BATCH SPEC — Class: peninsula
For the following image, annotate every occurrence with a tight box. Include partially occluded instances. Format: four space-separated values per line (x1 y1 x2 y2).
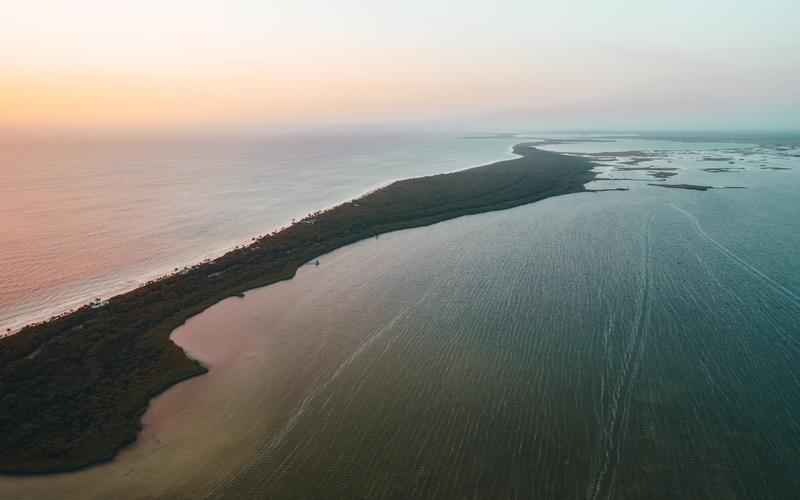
0 145 595 474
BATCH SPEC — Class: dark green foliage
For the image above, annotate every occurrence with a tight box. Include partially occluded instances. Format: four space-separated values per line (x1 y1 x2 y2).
0 145 594 474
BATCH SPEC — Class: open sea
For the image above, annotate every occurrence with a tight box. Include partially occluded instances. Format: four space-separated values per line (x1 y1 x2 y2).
2 131 800 499
0 132 517 332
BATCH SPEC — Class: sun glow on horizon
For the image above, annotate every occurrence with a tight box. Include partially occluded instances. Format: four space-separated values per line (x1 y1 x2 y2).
3 0 799 132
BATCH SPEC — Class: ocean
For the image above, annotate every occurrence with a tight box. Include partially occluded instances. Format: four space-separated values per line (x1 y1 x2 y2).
0 132 517 332
2 131 799 499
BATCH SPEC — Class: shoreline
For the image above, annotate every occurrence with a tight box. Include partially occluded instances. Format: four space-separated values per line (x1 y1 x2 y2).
0 144 597 475
1 146 521 336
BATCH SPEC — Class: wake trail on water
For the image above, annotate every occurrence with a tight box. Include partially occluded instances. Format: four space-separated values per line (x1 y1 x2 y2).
670 203 800 308
589 213 655 500
203 279 441 499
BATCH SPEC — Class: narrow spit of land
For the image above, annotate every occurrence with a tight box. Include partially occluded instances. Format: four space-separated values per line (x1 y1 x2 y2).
0 144 596 474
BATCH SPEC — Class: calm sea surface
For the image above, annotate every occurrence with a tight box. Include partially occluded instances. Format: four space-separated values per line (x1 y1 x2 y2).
0 132 517 332
2 132 800 499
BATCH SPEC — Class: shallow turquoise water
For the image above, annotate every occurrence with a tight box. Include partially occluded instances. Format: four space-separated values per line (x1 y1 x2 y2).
2 134 799 499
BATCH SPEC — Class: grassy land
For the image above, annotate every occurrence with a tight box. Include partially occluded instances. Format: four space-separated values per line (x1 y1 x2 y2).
0 144 595 474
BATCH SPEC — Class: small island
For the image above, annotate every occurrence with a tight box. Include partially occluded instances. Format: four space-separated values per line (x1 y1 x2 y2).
0 144 596 474
648 183 746 191
648 183 714 191
702 167 744 173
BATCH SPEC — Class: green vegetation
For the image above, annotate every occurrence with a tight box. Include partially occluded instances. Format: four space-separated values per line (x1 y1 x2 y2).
0 145 594 474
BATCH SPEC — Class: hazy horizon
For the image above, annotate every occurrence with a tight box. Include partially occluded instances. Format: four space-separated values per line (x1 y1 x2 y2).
3 0 799 134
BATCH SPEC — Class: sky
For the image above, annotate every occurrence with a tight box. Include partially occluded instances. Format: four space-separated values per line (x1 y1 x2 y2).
2 0 799 133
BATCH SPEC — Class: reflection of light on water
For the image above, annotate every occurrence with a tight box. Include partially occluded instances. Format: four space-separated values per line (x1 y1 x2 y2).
2 134 799 499
0 133 522 333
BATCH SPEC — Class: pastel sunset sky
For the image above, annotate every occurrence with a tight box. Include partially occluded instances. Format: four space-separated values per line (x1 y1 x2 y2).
2 0 799 132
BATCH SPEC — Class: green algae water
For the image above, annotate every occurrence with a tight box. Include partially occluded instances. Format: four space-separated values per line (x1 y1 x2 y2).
2 133 799 499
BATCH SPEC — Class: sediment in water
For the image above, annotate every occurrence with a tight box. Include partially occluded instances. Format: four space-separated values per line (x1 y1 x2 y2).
0 144 596 474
